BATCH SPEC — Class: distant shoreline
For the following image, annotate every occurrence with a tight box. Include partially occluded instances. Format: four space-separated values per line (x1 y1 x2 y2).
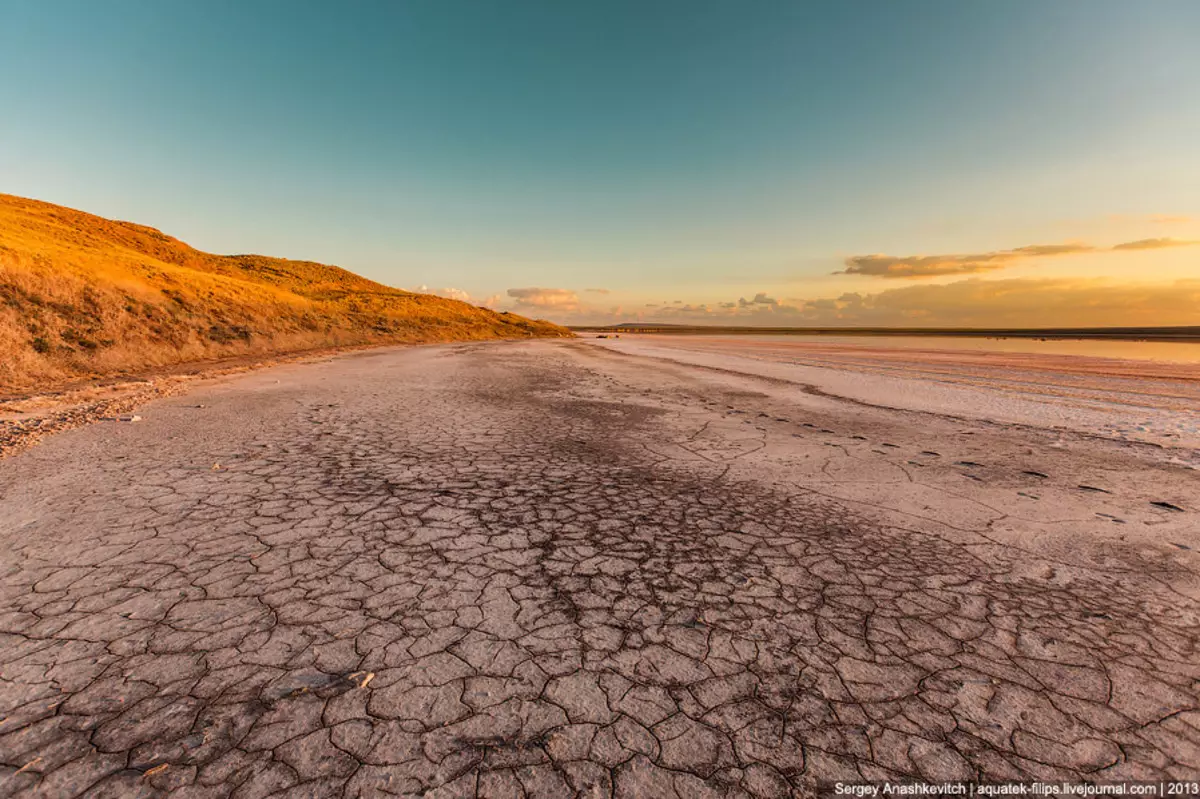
569 325 1200 343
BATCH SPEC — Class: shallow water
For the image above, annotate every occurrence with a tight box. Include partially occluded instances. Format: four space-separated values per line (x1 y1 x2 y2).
592 335 1200 455
717 334 1200 364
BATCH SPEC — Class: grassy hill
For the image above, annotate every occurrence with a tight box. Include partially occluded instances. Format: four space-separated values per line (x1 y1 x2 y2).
0 194 570 394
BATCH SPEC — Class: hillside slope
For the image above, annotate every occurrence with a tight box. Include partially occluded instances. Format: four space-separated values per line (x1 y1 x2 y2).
0 194 570 394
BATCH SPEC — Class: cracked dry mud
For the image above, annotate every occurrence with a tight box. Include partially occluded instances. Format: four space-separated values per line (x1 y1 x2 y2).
1 340 1198 797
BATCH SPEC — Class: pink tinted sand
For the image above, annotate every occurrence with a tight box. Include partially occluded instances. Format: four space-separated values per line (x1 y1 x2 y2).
588 334 1200 456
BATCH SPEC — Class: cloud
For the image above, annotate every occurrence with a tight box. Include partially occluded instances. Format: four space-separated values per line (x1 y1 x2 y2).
840 254 1007 278
1149 215 1192 225
558 278 1200 327
506 287 581 311
835 278 1200 326
839 243 1095 279
1110 237 1198 250
840 237 1198 279
1008 244 1096 257
778 278 1200 327
413 285 476 304
413 285 512 310
584 288 611 294
736 292 779 307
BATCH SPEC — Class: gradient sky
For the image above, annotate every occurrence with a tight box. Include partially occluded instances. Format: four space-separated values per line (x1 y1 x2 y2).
2 0 1199 326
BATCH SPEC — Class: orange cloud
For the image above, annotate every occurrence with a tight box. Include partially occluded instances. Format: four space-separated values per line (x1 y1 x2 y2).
1110 237 1198 250
413 285 475 303
506 287 581 311
833 278 1200 326
840 243 1095 278
553 279 1200 328
839 254 1003 278
780 279 1200 327
841 238 1199 278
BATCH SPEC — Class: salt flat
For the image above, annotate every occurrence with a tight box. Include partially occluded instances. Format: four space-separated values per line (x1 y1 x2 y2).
589 334 1200 453
0 339 1197 796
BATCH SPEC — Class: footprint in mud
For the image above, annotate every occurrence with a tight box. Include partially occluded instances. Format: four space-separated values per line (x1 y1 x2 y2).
819 429 835 434
802 423 816 428
1096 513 1126 524
1023 470 1049 478
1078 485 1112 494
907 461 926 467
1172 542 1193 550
963 474 983 482
956 461 982 467
1017 491 1040 500
921 450 941 457
850 435 867 441
881 443 899 448
1151 501 1185 513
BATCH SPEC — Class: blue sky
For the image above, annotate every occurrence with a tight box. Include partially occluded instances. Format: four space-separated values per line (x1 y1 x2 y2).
2 0 1199 325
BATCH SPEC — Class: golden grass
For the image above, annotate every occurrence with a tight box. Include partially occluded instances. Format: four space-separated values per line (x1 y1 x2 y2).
0 193 571 394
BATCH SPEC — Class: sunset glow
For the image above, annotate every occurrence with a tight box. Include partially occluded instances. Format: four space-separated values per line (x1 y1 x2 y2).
2 0 1197 327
